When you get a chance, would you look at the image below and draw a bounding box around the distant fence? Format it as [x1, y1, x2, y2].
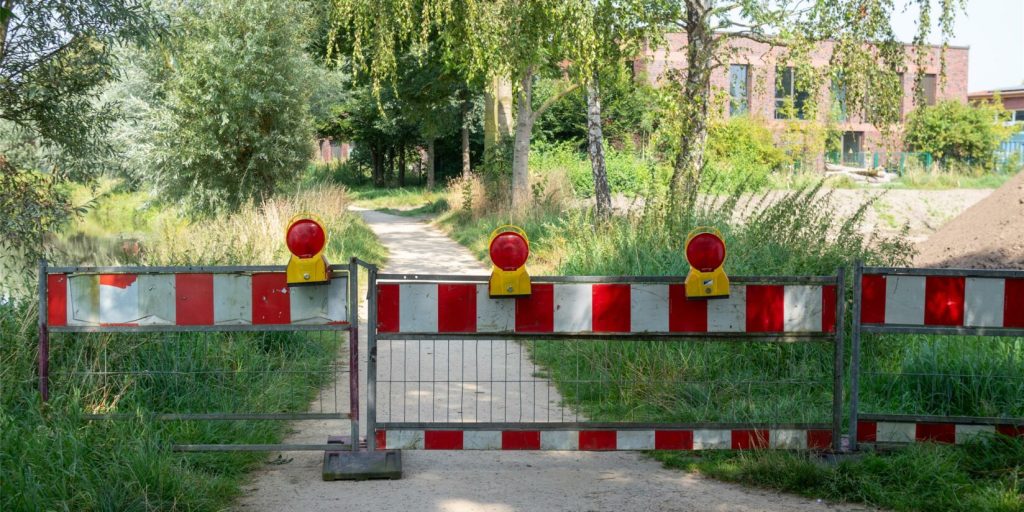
[826, 151, 932, 174]
[997, 132, 1024, 167]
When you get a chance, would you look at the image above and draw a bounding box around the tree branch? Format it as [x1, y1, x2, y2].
[531, 80, 580, 122]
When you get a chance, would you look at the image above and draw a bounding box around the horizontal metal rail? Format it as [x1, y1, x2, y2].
[861, 325, 1024, 337]
[377, 274, 838, 285]
[859, 414, 1024, 426]
[172, 444, 348, 452]
[47, 264, 352, 274]
[860, 266, 1024, 279]
[85, 412, 350, 421]
[380, 422, 833, 430]
[50, 323, 351, 333]
[377, 332, 834, 342]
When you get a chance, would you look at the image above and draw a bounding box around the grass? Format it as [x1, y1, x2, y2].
[430, 175, 1023, 511]
[654, 436, 1024, 511]
[347, 185, 449, 213]
[1, 184, 386, 511]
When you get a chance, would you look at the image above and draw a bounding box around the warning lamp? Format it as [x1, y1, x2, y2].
[488, 225, 531, 298]
[285, 214, 330, 286]
[683, 227, 730, 299]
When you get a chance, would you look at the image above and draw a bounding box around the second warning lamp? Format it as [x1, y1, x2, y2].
[488, 225, 531, 298]
[684, 227, 730, 299]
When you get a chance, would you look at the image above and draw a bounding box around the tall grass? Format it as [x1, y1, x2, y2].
[438, 176, 1023, 509]
[1, 186, 386, 511]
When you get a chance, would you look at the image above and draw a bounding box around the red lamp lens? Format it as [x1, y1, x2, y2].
[286, 219, 326, 258]
[685, 233, 725, 272]
[489, 232, 529, 271]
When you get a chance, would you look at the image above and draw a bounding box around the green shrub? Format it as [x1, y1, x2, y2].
[530, 142, 670, 198]
[704, 116, 787, 191]
[904, 100, 1018, 170]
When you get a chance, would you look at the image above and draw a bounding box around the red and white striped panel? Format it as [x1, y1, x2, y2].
[45, 272, 348, 329]
[375, 427, 833, 451]
[860, 274, 1024, 328]
[856, 420, 1023, 445]
[376, 282, 837, 335]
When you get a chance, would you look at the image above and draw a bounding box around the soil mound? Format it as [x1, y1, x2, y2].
[914, 171, 1024, 269]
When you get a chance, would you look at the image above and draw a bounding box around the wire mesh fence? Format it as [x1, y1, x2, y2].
[373, 337, 839, 427]
[48, 329, 351, 421]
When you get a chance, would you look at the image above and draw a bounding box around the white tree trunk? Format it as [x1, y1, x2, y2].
[586, 74, 611, 219]
[511, 70, 535, 212]
[484, 75, 513, 156]
[426, 138, 435, 190]
[461, 99, 471, 178]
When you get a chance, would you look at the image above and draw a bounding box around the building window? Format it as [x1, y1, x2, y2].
[1014, 110, 1024, 123]
[918, 73, 937, 105]
[775, 66, 809, 119]
[729, 64, 749, 116]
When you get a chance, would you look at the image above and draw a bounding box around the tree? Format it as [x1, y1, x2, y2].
[1, 0, 158, 267]
[655, 0, 962, 205]
[559, 0, 669, 219]
[904, 100, 1016, 169]
[144, 0, 316, 214]
[333, 0, 582, 211]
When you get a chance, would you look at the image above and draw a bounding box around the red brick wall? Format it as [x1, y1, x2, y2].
[635, 34, 970, 156]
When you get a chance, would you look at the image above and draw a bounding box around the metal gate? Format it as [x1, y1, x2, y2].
[849, 263, 1024, 449]
[38, 258, 367, 452]
[366, 269, 846, 452]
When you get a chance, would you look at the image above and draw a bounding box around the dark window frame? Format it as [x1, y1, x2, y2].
[775, 66, 809, 120]
[729, 64, 750, 116]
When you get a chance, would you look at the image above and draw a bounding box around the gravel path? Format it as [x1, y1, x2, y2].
[235, 207, 872, 512]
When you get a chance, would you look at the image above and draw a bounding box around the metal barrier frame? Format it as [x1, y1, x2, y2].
[38, 258, 371, 452]
[366, 269, 846, 451]
[849, 261, 1024, 450]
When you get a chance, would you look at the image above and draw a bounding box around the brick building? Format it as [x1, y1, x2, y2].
[636, 34, 969, 164]
[968, 85, 1024, 123]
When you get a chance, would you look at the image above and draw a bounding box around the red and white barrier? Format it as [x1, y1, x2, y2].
[856, 420, 1024, 445]
[375, 427, 834, 451]
[376, 282, 837, 335]
[860, 274, 1024, 328]
[46, 272, 348, 329]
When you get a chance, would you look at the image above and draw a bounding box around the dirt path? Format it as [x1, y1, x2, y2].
[235, 208, 871, 512]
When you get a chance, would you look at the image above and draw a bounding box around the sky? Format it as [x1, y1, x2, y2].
[889, 0, 1024, 92]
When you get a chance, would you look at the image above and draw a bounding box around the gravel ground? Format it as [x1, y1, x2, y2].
[234, 207, 872, 512]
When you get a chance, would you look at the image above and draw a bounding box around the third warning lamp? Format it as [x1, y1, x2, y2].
[488, 225, 531, 298]
[684, 227, 729, 299]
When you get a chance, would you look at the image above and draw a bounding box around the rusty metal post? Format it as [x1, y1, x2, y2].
[832, 266, 846, 451]
[38, 259, 49, 402]
[849, 261, 863, 451]
[348, 258, 360, 451]
[366, 264, 379, 451]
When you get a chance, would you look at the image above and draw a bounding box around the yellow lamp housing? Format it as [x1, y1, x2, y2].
[285, 215, 331, 286]
[683, 227, 730, 299]
[488, 225, 532, 298]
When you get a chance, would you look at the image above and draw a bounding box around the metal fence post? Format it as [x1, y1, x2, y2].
[832, 266, 846, 451]
[366, 264, 379, 451]
[38, 259, 49, 402]
[348, 258, 359, 451]
[849, 261, 863, 451]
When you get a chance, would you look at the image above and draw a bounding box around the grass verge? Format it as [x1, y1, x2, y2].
[1, 185, 386, 511]
[434, 179, 1023, 511]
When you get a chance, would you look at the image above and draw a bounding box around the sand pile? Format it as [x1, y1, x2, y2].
[915, 171, 1024, 269]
